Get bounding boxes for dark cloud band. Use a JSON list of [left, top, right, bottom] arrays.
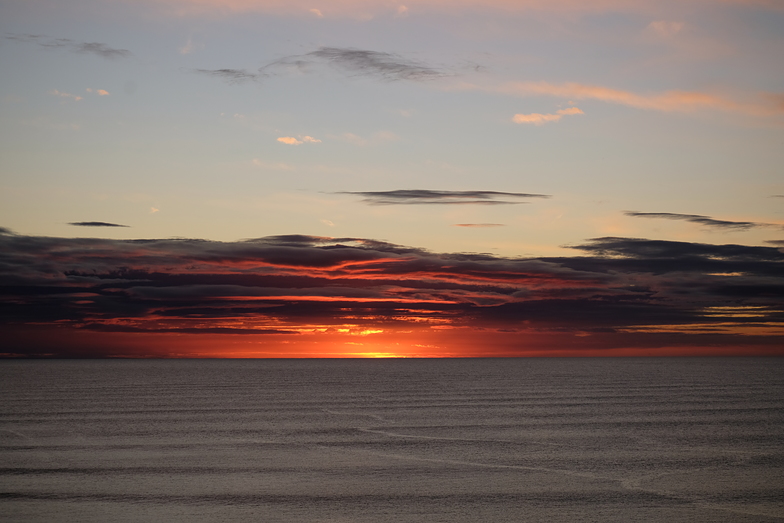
[[624, 211, 778, 230], [195, 47, 447, 85], [68, 222, 129, 228], [339, 190, 551, 205], [5, 34, 132, 59], [0, 232, 781, 356]]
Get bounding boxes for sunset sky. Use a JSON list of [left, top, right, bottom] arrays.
[[1, 0, 782, 357]]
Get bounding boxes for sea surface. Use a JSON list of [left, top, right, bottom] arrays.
[[1, 358, 783, 522]]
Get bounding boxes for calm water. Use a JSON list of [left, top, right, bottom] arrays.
[[1, 358, 783, 522]]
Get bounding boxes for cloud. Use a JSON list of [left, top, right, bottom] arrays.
[[464, 81, 784, 118], [86, 88, 110, 96], [309, 8, 324, 16], [68, 222, 130, 227], [0, 232, 782, 357], [277, 135, 321, 145], [6, 34, 132, 59], [624, 211, 782, 230], [49, 89, 82, 102], [194, 68, 260, 84], [195, 47, 446, 86], [453, 224, 506, 227], [513, 106, 584, 125], [338, 190, 552, 205], [150, 207, 160, 213], [266, 47, 446, 82]]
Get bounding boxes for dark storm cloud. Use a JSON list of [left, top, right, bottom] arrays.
[[193, 68, 260, 84], [5, 34, 132, 59], [69, 222, 129, 228], [338, 190, 551, 205], [766, 240, 784, 246], [1, 231, 782, 356], [624, 211, 775, 230]]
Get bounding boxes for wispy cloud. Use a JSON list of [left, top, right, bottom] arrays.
[[194, 68, 260, 84], [462, 81, 784, 118], [49, 89, 82, 102], [86, 88, 110, 96], [6, 34, 132, 59], [624, 211, 782, 230], [338, 190, 551, 205], [277, 135, 321, 145], [68, 221, 130, 227], [265, 47, 447, 82], [197, 47, 447, 86], [513, 106, 584, 125]]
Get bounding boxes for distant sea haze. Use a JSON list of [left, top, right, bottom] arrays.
[[1, 358, 783, 522]]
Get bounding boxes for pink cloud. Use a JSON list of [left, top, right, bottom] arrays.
[[513, 106, 584, 125], [483, 81, 784, 117]]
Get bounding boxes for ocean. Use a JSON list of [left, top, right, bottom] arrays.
[[1, 358, 783, 522]]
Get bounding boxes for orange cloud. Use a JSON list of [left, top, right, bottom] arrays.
[[49, 89, 82, 101], [478, 81, 784, 117], [277, 135, 321, 145], [513, 106, 584, 125], [277, 136, 303, 145]]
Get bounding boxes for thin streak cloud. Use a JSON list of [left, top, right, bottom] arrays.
[[193, 68, 260, 84], [513, 107, 584, 125], [294, 47, 446, 82], [463, 81, 784, 118], [196, 47, 447, 85], [624, 211, 781, 230], [68, 221, 130, 228], [5, 34, 132, 59], [338, 190, 551, 205]]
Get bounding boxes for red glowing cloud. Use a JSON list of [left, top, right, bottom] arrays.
[[1, 232, 782, 357]]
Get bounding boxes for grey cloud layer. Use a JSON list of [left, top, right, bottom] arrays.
[[339, 190, 551, 205], [69, 222, 129, 228], [5, 34, 132, 59], [624, 211, 780, 230], [195, 47, 447, 85], [288, 47, 446, 81]]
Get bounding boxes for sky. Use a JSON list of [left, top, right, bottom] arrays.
[[0, 0, 783, 357]]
